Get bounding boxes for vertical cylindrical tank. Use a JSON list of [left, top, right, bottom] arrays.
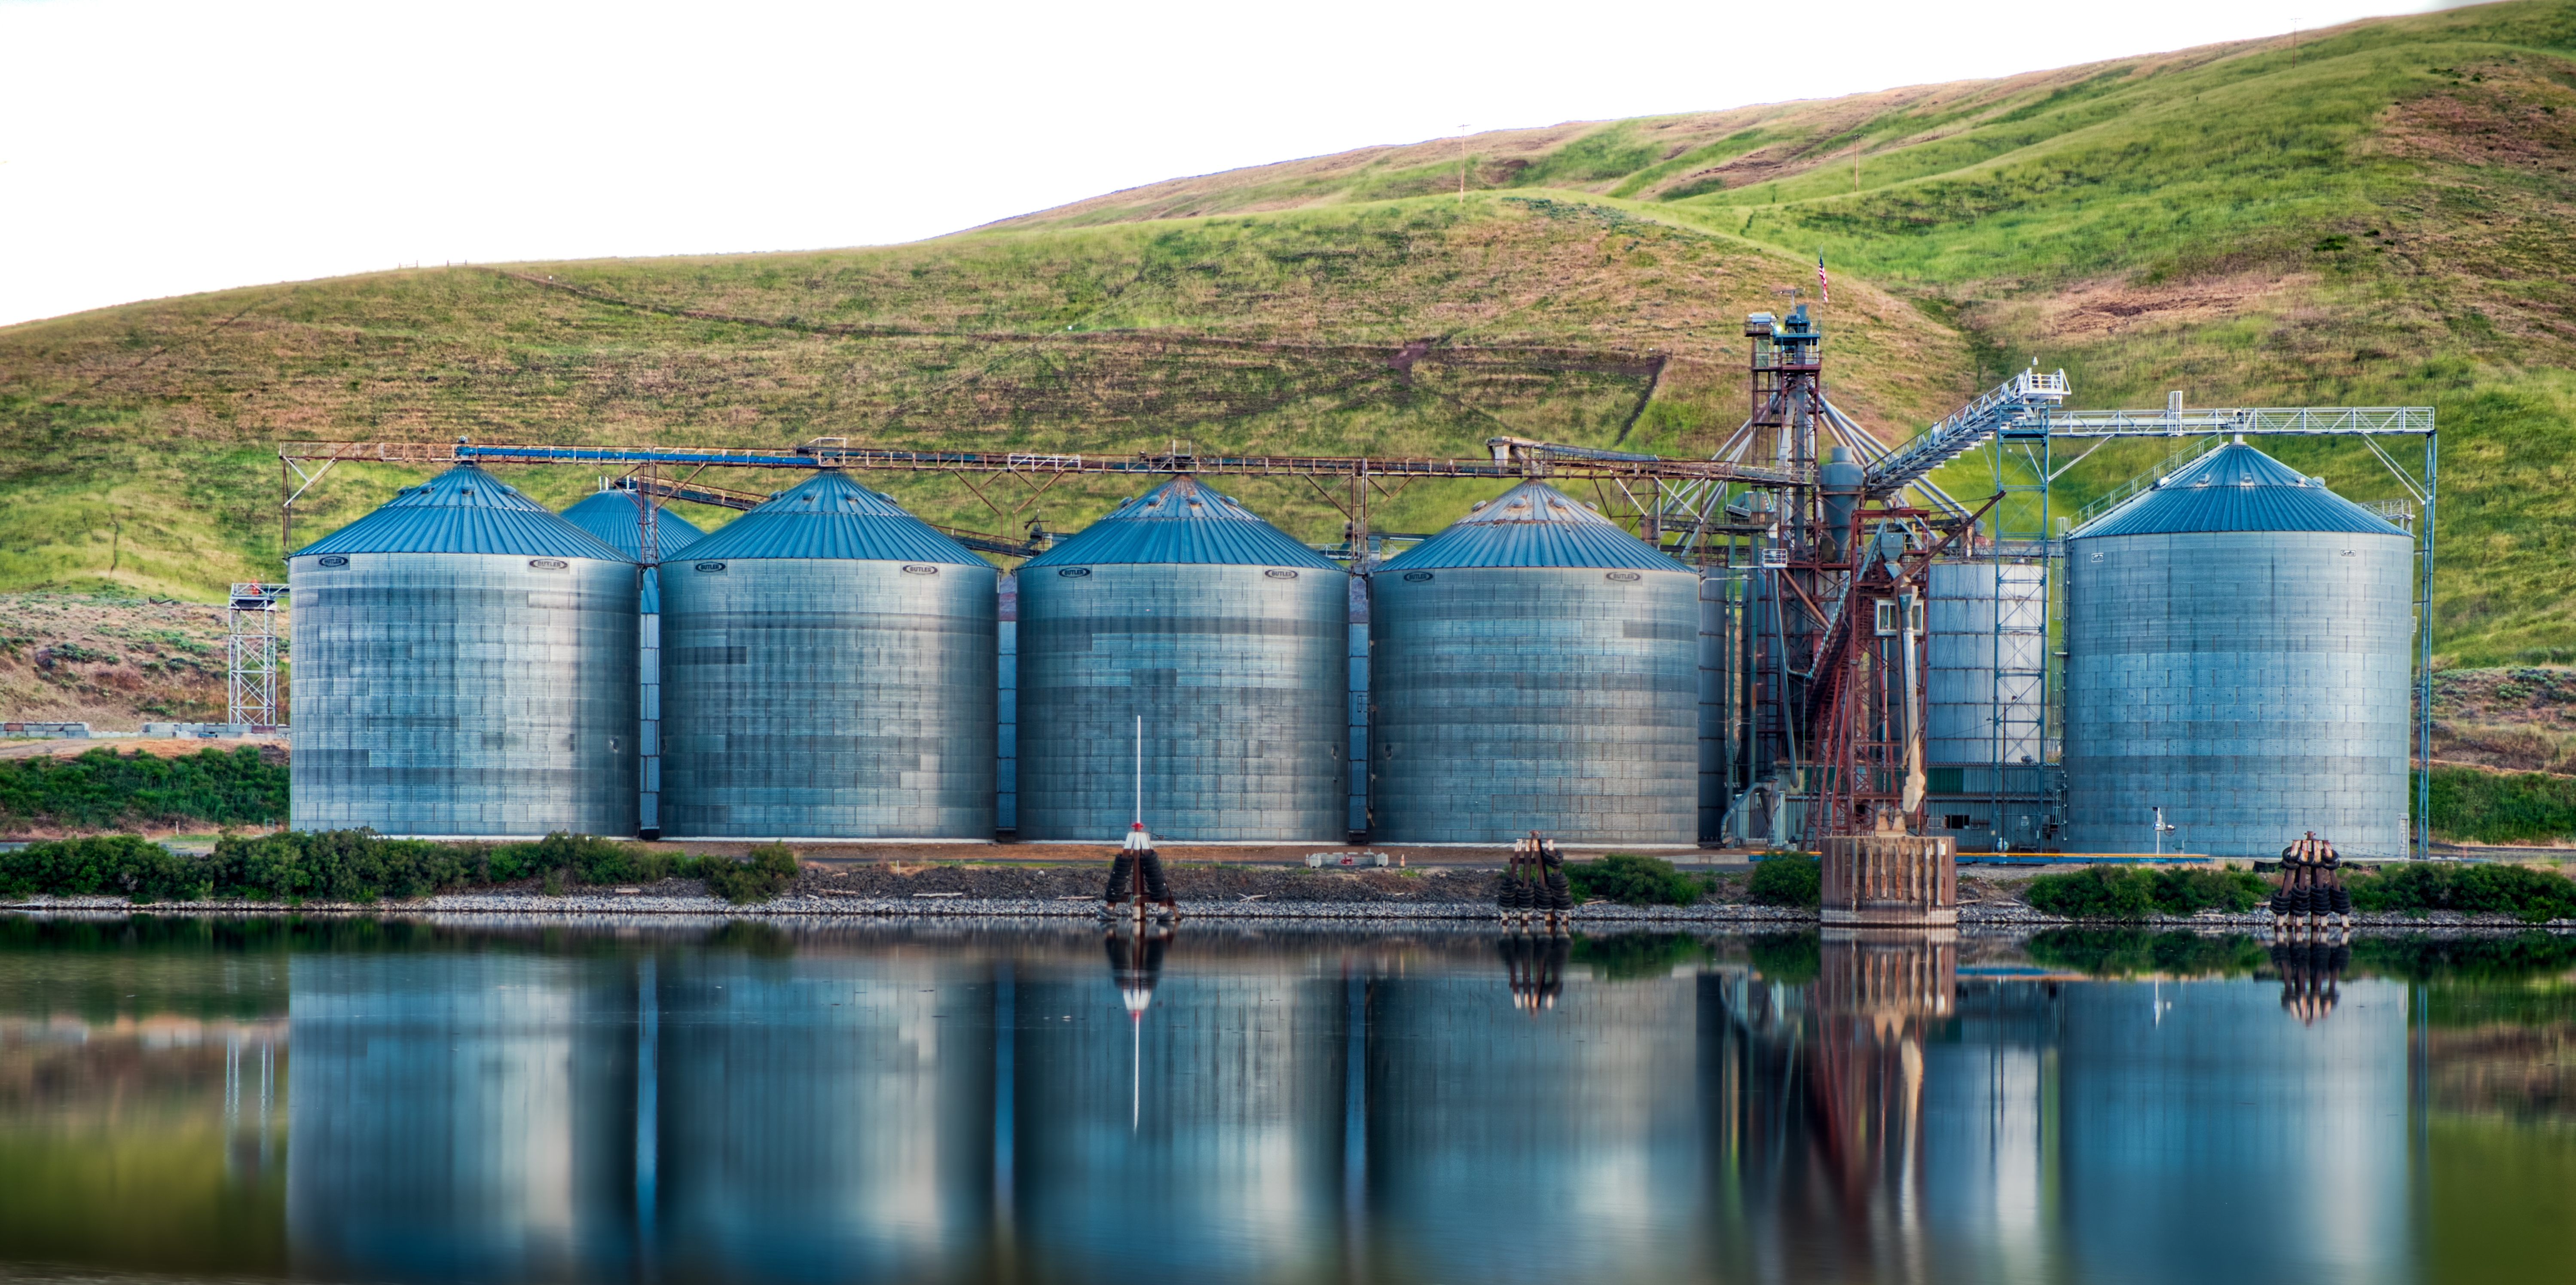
[[288, 465, 639, 837], [1013, 476, 1348, 842], [1369, 481, 1699, 844], [658, 472, 996, 838], [1698, 569, 1744, 843], [997, 572, 1020, 835], [2064, 442, 2414, 856], [1926, 560, 2047, 768], [558, 488, 707, 840]]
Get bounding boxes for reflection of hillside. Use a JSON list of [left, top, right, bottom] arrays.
[[0, 1015, 286, 1276], [2425, 1024, 2576, 1124], [0, 1014, 285, 1114]]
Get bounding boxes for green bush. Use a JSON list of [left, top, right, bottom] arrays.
[[2024, 866, 2157, 918], [2023, 864, 2267, 918], [703, 843, 798, 905], [2147, 867, 2269, 913], [1565, 853, 1704, 906], [1745, 854, 1821, 908], [0, 834, 206, 903], [2, 829, 717, 905], [202, 829, 482, 903], [2347, 861, 2576, 923], [0, 746, 286, 831]]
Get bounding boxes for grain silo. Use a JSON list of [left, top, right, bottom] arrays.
[[289, 465, 639, 837], [558, 487, 707, 839], [1369, 480, 1698, 844], [657, 471, 996, 839], [1922, 559, 2049, 850], [2064, 441, 2413, 856], [1014, 476, 1347, 842]]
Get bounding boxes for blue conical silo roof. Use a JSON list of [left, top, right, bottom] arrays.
[[291, 465, 629, 560], [663, 471, 986, 565], [1019, 475, 1342, 570], [1378, 480, 1690, 572], [2069, 441, 2408, 538], [559, 490, 710, 612], [559, 489, 709, 560]]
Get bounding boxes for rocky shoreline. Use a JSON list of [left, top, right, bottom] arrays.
[[5, 882, 2571, 931]]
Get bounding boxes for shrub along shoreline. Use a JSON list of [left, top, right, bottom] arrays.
[[0, 831, 798, 906], [1, 832, 2570, 923], [2018, 860, 2576, 924]]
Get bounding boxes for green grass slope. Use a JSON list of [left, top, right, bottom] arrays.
[[1000, 0, 2576, 665], [6, 1, 2576, 666], [0, 197, 1965, 597]]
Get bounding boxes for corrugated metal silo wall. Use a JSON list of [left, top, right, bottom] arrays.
[[288, 553, 639, 837], [640, 582, 663, 835], [2065, 530, 2414, 856], [1016, 565, 1348, 842], [1348, 574, 1372, 837], [660, 559, 996, 839], [1699, 570, 1745, 843], [997, 572, 1018, 833], [1927, 560, 2047, 766], [1369, 567, 1699, 844]]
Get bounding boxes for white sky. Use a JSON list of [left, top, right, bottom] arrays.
[[0, 0, 2478, 327]]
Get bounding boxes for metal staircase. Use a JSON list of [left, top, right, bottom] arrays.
[[1864, 368, 2069, 499]]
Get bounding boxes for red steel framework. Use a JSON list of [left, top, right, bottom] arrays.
[[1723, 307, 1987, 839]]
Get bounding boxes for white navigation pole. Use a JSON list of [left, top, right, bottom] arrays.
[[1135, 713, 1143, 835]]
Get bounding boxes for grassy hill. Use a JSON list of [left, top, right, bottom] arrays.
[[5, 0, 2576, 669]]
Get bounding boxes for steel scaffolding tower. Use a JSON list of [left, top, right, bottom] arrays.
[[226, 582, 287, 727]]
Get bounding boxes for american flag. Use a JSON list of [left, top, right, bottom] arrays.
[[1816, 251, 1830, 305]]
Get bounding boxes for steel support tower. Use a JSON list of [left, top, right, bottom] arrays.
[[226, 582, 287, 727]]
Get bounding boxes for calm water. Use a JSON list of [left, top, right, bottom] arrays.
[[0, 916, 2569, 1285]]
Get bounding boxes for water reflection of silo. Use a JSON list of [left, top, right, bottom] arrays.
[[2054, 976, 2409, 1285], [1919, 978, 2064, 1283], [286, 953, 637, 1283], [1369, 963, 1705, 1283], [653, 947, 995, 1283], [1013, 958, 1344, 1279]]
